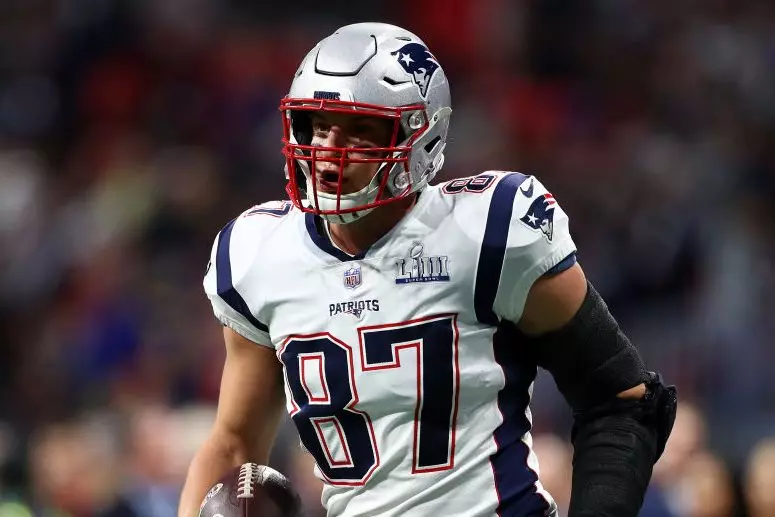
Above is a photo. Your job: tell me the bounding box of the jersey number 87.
[278,314,460,486]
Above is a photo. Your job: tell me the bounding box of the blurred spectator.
[651,401,709,515]
[27,415,133,516]
[743,438,775,517]
[121,404,215,517]
[677,452,736,517]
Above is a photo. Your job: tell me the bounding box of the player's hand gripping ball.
[198,463,301,517]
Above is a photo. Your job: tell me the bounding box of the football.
[198,463,302,517]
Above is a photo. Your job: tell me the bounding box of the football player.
[179,23,677,517]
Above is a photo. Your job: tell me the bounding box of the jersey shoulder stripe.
[215,218,269,333]
[453,170,577,325]
[474,172,529,325]
[204,200,297,346]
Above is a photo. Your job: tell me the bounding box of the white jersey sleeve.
[489,173,577,323]
[203,209,273,348]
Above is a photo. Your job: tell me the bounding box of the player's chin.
[315,183,365,196]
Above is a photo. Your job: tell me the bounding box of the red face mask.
[281,97,428,216]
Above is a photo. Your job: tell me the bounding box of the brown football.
[198,463,302,517]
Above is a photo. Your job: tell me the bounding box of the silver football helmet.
[281,23,452,224]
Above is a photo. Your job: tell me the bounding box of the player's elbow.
[526,280,649,409]
[617,382,647,400]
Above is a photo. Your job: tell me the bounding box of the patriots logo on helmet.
[391,43,440,98]
[520,193,557,241]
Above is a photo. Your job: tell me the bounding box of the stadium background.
[0,1,773,516]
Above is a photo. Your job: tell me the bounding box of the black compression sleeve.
[530,281,648,410]
[568,375,677,517]
[524,282,677,517]
[568,398,656,516]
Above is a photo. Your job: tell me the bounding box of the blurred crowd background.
[0,0,773,516]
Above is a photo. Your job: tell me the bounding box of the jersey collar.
[304,213,366,262]
[303,192,428,262]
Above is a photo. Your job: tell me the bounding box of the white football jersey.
[204,172,577,517]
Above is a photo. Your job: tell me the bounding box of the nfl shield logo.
[343,265,362,289]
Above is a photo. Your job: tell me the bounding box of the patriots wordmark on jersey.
[204,172,578,517]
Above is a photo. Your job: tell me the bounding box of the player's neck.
[327,194,418,256]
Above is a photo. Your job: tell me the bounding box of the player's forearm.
[567,410,655,517]
[567,376,677,517]
[178,433,263,517]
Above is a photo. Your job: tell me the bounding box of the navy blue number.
[280,335,377,485]
[442,173,496,194]
[280,315,459,484]
[359,315,459,472]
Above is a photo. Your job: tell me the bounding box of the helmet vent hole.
[382,76,408,86]
[424,136,441,153]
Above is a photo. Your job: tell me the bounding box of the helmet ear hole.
[424,136,441,153]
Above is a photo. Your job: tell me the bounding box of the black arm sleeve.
[526,282,677,517]
[568,374,677,517]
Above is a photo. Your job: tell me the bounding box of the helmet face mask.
[280,23,451,224]
[281,98,430,222]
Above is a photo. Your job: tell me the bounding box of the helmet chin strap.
[319,208,374,225]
